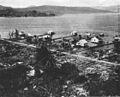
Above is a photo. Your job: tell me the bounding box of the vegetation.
[0,5,114,17]
[0,40,120,97]
[0,8,56,17]
[17,5,113,14]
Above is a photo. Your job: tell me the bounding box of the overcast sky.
[0,0,119,8]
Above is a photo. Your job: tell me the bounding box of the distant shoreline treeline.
[0,5,116,17]
[0,8,56,17]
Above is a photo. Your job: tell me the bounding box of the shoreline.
[0,12,118,18]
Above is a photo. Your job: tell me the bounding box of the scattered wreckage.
[7,29,120,63]
[0,29,120,97]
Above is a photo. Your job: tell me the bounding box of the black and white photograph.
[0,0,119,96]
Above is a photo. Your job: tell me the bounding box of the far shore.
[0,12,118,18]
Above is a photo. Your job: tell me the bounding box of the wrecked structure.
[0,30,120,97]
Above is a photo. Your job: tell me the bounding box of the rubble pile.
[56,54,120,96]
[0,41,120,97]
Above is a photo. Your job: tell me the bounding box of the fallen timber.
[53,35,72,41]
[62,52,120,66]
[1,39,37,48]
[1,37,120,96]
[1,38,120,66]
[3,36,114,50]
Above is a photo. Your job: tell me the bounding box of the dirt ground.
[0,40,120,97]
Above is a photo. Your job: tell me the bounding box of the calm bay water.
[0,13,118,38]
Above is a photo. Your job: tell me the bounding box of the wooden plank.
[62,52,120,66]
[1,39,119,66]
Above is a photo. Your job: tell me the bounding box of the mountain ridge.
[16,5,113,14]
[0,5,115,17]
[93,5,120,12]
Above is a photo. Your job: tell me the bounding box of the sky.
[0,0,119,8]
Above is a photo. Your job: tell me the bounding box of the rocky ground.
[0,40,120,97]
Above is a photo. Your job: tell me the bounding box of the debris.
[0,31,120,97]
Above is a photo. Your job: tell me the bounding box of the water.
[0,13,118,38]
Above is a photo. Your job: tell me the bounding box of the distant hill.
[0,5,12,10]
[104,5,120,12]
[16,5,113,14]
[94,5,120,13]
[0,5,114,17]
[0,5,56,17]
[0,5,6,9]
